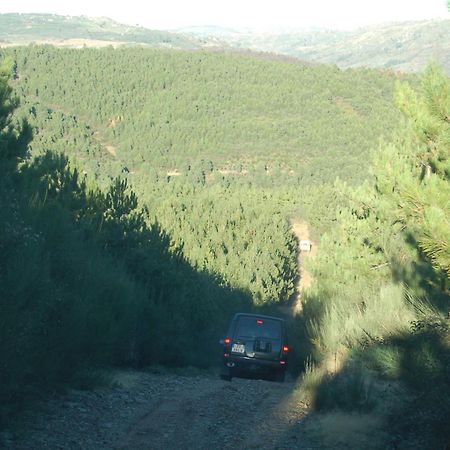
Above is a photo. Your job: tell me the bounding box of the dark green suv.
[220,313,288,382]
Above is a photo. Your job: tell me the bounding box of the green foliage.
[142,180,298,304]
[0,66,253,426]
[303,64,450,446]
[305,64,449,360]
[312,366,375,413]
[358,315,450,447]
[388,65,450,277]
[359,345,403,379]
[0,59,19,155]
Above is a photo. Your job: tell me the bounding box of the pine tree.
[376,65,450,278]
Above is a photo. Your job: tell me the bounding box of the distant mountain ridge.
[1,13,449,73]
[0,13,205,49]
[188,19,450,73]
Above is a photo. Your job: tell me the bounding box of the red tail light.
[280,361,286,365]
[256,319,264,324]
[224,338,231,345]
[283,346,289,353]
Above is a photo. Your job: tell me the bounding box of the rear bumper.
[223,354,286,372]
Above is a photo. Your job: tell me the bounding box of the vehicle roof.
[232,312,285,322]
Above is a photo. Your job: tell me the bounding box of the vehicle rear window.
[235,317,281,339]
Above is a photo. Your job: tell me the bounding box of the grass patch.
[296,358,326,405]
[313,365,376,413]
[359,345,403,379]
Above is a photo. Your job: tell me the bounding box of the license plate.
[231,343,245,354]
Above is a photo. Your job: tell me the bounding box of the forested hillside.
[6,46,402,179]
[192,19,450,74]
[1,43,448,448]
[0,47,406,422]
[0,46,406,301]
[2,13,449,74]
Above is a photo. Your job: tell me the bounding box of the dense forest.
[5,46,402,178]
[0,44,449,448]
[0,46,406,302]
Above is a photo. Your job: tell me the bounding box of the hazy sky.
[1,0,448,30]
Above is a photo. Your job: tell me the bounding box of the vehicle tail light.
[224,353,230,358]
[256,319,264,324]
[280,360,286,365]
[283,345,289,352]
[224,337,231,345]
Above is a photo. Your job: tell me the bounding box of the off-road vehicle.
[219,313,288,382]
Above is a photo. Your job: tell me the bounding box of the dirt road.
[7,370,310,450]
[290,219,317,315]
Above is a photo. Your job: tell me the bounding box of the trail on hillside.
[290,220,317,315]
[93,130,118,158]
[25,94,119,161]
